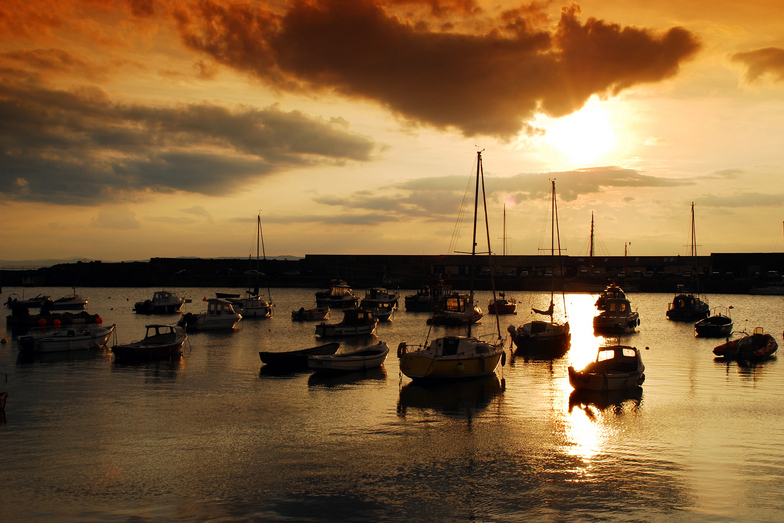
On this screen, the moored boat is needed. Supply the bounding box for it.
[427,293,482,326]
[259,342,340,370]
[399,151,505,382]
[315,280,358,309]
[291,306,330,321]
[359,287,399,309]
[47,290,88,311]
[134,290,186,315]
[713,327,778,362]
[404,281,454,312]
[18,324,116,353]
[509,181,570,358]
[308,341,389,372]
[592,283,640,334]
[315,308,378,337]
[568,345,646,392]
[112,324,187,361]
[488,292,517,315]
[694,306,733,338]
[178,298,242,331]
[5,294,50,309]
[667,203,709,321]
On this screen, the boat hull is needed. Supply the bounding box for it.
[593,313,640,334]
[568,366,645,391]
[308,342,389,371]
[291,307,330,321]
[713,332,778,362]
[18,324,115,353]
[260,342,340,370]
[510,322,571,359]
[314,323,377,337]
[399,351,502,381]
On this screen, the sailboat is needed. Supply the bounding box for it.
[231,214,273,318]
[397,150,506,381]
[507,180,571,359]
[488,204,517,315]
[666,203,709,321]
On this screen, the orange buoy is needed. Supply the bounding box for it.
[38,318,46,326]
[95,317,103,323]
[1,338,7,344]
[53,319,61,325]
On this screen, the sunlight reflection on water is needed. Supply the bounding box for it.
[2,287,784,521]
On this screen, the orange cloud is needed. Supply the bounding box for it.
[731,47,784,83]
[175,0,701,137]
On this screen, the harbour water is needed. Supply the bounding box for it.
[2,286,784,522]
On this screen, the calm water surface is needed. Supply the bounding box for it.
[2,286,784,522]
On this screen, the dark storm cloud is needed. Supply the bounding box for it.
[731,47,784,83]
[0,77,377,205]
[175,0,701,137]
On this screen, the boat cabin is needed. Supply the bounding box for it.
[207,298,238,315]
[590,346,642,373]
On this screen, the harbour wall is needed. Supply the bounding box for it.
[2,252,784,294]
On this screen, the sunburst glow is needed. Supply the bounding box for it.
[546,101,617,164]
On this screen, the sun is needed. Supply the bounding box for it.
[545,100,617,165]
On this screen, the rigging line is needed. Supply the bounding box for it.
[479,154,503,341]
[448,164,477,255]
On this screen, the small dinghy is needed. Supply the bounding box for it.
[308,341,389,372]
[713,327,778,362]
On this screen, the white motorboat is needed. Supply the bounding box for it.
[178,298,242,331]
[315,308,378,337]
[18,324,116,353]
[308,342,389,371]
[48,289,88,310]
[315,280,359,309]
[593,283,640,334]
[359,287,399,308]
[230,292,272,318]
[291,306,330,321]
[568,345,646,391]
[134,290,186,314]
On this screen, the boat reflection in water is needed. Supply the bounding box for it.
[397,374,504,418]
[568,386,644,417]
[307,366,387,387]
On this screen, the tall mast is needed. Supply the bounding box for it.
[590,211,595,264]
[467,151,481,338]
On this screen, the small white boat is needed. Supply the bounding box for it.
[568,345,646,392]
[178,298,242,331]
[308,341,389,371]
[48,290,88,310]
[315,280,359,309]
[359,287,399,308]
[291,306,330,321]
[134,290,186,314]
[230,292,272,318]
[112,324,188,361]
[18,324,116,353]
[370,302,395,322]
[315,308,378,337]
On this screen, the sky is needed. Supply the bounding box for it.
[1,0,783,263]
